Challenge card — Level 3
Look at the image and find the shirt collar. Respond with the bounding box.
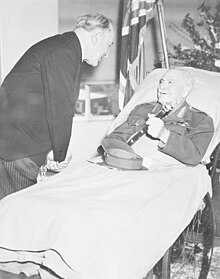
[74,31,84,62]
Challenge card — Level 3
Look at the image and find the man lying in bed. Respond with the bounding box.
[101,69,214,166]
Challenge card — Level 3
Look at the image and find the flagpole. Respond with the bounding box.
[156,0,170,69]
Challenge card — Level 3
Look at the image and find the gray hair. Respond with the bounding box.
[170,68,195,93]
[75,13,113,32]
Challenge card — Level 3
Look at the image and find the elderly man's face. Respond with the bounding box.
[85,25,114,67]
[157,70,188,111]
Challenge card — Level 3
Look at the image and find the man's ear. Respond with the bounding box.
[91,29,104,46]
[182,89,189,98]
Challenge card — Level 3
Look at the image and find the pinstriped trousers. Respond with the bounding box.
[0,157,40,200]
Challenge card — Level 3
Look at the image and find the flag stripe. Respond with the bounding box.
[119,0,155,109]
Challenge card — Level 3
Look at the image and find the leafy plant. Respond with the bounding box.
[170,2,220,72]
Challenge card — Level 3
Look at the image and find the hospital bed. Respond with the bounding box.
[0,67,219,279]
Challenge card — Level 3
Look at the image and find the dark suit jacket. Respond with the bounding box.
[0,32,82,165]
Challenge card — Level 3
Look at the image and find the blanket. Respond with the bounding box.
[0,159,211,279]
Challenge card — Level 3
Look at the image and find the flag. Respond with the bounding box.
[119,0,155,109]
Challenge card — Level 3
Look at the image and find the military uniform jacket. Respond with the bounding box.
[105,101,214,166]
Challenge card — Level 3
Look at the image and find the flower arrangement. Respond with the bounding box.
[170,2,220,72]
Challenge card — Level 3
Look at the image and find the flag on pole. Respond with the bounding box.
[119,0,155,110]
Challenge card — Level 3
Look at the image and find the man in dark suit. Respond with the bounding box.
[0,13,114,198]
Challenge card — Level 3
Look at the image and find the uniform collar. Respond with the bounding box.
[165,101,190,122]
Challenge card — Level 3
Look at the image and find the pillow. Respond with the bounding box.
[108,67,220,163]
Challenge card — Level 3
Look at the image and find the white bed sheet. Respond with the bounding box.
[0,159,211,279]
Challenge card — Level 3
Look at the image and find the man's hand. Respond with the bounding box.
[46,150,73,172]
[146,114,167,139]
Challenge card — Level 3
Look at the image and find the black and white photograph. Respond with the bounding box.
[0,0,219,278]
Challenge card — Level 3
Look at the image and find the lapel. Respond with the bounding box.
[164,102,190,125]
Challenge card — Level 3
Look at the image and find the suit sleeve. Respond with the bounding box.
[160,112,214,165]
[41,48,81,162]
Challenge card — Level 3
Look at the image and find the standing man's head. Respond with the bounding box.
[157,69,194,112]
[74,13,114,67]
